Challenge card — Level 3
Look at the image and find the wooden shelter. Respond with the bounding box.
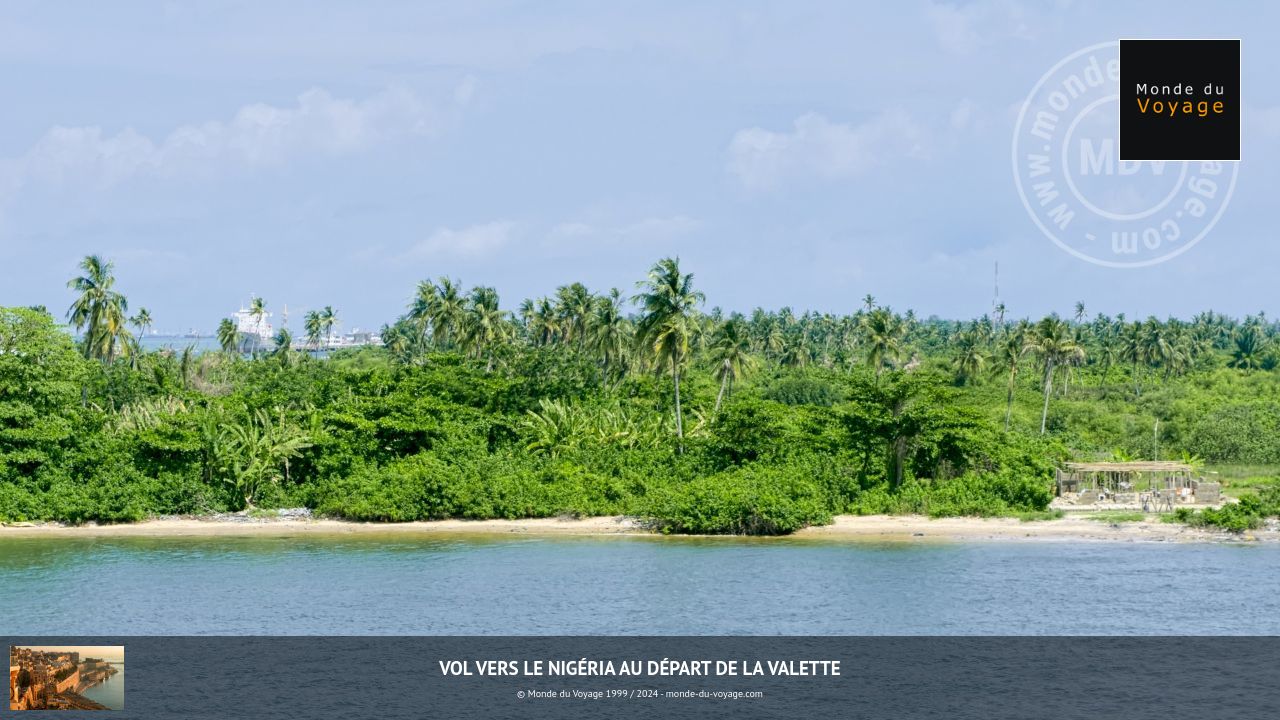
[1055,461,1214,509]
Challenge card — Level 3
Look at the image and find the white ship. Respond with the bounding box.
[233,300,274,347]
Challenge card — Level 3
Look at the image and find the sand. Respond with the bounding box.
[0,513,1274,543]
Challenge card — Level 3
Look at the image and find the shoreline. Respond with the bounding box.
[1,513,1275,543]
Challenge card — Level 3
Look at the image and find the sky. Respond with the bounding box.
[0,1,1277,334]
[15,646,125,663]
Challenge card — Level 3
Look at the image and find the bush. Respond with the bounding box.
[1176,491,1279,533]
[848,471,1053,518]
[644,464,833,535]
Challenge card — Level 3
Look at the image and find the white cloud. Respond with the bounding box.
[726,111,927,191]
[927,3,983,55]
[4,86,442,194]
[405,221,516,260]
[548,214,699,244]
[926,1,1044,55]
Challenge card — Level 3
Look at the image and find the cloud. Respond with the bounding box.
[548,214,699,244]
[927,3,983,55]
[405,221,516,260]
[726,111,926,191]
[925,1,1041,55]
[3,86,444,195]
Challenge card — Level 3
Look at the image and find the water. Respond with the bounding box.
[80,664,124,710]
[1,535,1278,635]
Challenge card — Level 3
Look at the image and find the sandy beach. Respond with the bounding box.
[0,513,1274,543]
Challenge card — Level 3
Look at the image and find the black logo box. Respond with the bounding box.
[1119,39,1240,161]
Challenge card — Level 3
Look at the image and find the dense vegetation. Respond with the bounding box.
[2,255,1279,533]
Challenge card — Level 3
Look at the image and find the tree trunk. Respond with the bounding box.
[714,361,730,414]
[672,355,684,451]
[1039,359,1055,434]
[1004,366,1016,431]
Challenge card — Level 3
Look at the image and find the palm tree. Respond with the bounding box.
[555,282,595,346]
[462,286,511,370]
[1025,316,1084,434]
[271,328,296,366]
[997,322,1029,430]
[859,307,906,382]
[709,318,756,413]
[588,289,629,379]
[408,279,437,345]
[952,329,988,385]
[130,307,153,337]
[633,257,704,447]
[217,318,240,354]
[67,254,132,362]
[303,310,324,351]
[321,306,338,348]
[248,297,267,353]
[1228,324,1270,370]
[526,297,559,346]
[1119,321,1150,395]
[431,278,466,348]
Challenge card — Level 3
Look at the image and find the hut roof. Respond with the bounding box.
[1063,461,1193,473]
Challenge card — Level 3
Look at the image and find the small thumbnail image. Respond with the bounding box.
[10,645,124,711]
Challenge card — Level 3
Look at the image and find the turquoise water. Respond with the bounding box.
[80,664,124,710]
[1,535,1278,635]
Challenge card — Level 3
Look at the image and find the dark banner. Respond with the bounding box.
[6,637,1279,719]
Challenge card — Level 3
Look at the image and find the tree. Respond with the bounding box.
[1120,321,1150,395]
[709,318,756,413]
[219,408,312,509]
[1228,324,1270,371]
[217,318,240,354]
[271,328,297,367]
[555,282,595,346]
[303,310,324,351]
[952,329,988,385]
[859,307,906,382]
[130,307,153,337]
[996,322,1028,430]
[321,306,338,348]
[407,279,437,346]
[589,288,630,379]
[0,308,87,475]
[66,254,132,362]
[1025,316,1084,434]
[431,278,466,348]
[248,297,268,353]
[462,286,511,370]
[633,257,704,447]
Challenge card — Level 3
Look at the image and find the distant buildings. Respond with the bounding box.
[9,648,116,711]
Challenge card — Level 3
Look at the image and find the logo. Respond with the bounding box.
[1119,39,1240,161]
[1012,41,1238,268]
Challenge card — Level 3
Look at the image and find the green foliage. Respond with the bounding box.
[645,463,833,535]
[11,258,1280,536]
[762,375,846,407]
[1172,487,1280,532]
[0,308,88,477]
[851,470,1054,518]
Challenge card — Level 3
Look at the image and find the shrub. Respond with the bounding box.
[848,471,1053,518]
[644,464,832,535]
